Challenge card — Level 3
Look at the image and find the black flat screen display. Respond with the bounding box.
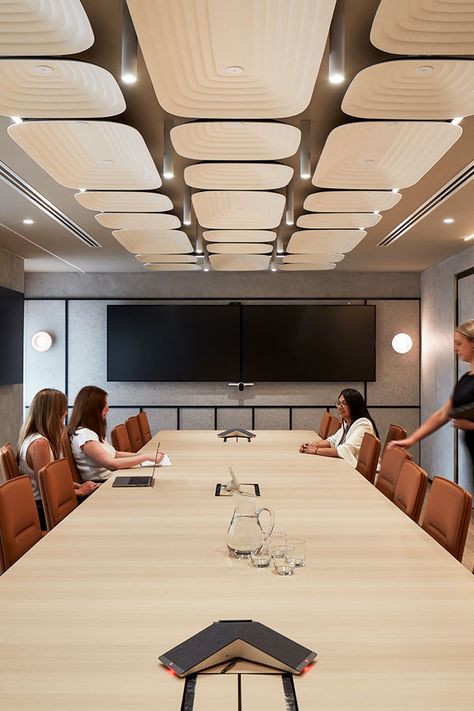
[0,285,24,386]
[241,305,375,382]
[107,304,241,382]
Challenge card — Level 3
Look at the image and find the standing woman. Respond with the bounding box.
[18,388,97,529]
[68,385,164,482]
[300,388,379,467]
[392,320,474,470]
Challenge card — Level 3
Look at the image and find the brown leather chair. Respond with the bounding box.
[0,443,20,481]
[382,424,407,455]
[111,423,132,452]
[0,475,43,570]
[126,416,143,452]
[375,446,408,501]
[38,458,77,531]
[326,415,341,438]
[355,433,381,484]
[393,460,428,521]
[318,412,331,439]
[421,477,472,561]
[137,411,152,445]
[60,430,82,484]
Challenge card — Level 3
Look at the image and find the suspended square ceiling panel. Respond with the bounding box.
[0,60,125,118]
[312,121,462,189]
[283,253,345,264]
[0,0,94,55]
[304,190,401,212]
[210,254,270,271]
[203,230,276,243]
[342,59,474,120]
[112,229,193,254]
[75,191,172,212]
[370,0,474,55]
[143,263,201,271]
[184,163,293,190]
[8,121,162,190]
[287,230,366,254]
[171,121,301,160]
[135,254,197,263]
[296,213,382,229]
[192,191,285,229]
[279,263,337,271]
[127,0,336,118]
[95,213,180,230]
[207,243,272,254]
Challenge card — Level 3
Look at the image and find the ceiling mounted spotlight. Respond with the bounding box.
[31,331,53,352]
[10,116,22,124]
[163,119,174,179]
[22,218,34,225]
[183,185,192,226]
[299,120,311,179]
[443,218,454,224]
[121,1,138,84]
[285,184,294,226]
[328,0,345,85]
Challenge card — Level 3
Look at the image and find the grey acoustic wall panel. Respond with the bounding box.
[24,299,66,405]
[254,408,290,430]
[179,408,215,430]
[291,408,327,432]
[216,408,253,432]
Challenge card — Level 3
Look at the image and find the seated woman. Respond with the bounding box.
[18,388,98,529]
[68,385,164,481]
[300,389,379,468]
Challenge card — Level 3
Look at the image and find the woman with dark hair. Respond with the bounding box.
[68,385,164,482]
[300,388,379,467]
[18,388,97,529]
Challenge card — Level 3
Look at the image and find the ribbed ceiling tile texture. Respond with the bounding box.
[296,213,382,229]
[75,191,173,212]
[279,263,336,271]
[184,163,293,190]
[143,263,201,271]
[135,254,197,263]
[112,229,193,254]
[287,230,366,253]
[95,213,180,230]
[8,121,162,190]
[303,190,401,212]
[283,253,345,264]
[207,243,272,254]
[192,191,285,229]
[312,121,462,189]
[203,230,276,243]
[210,254,270,271]
[127,0,336,118]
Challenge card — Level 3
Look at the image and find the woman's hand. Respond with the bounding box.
[74,481,99,496]
[451,418,474,431]
[387,437,415,451]
[300,443,318,455]
[299,441,316,453]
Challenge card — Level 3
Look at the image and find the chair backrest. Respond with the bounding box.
[355,432,381,484]
[60,430,82,484]
[382,423,408,455]
[393,460,428,521]
[422,477,472,561]
[111,423,131,452]
[137,411,152,445]
[126,416,143,452]
[38,458,77,531]
[318,412,331,439]
[0,475,42,570]
[326,415,341,438]
[375,446,408,501]
[0,443,20,481]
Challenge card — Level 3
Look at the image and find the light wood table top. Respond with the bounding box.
[1,430,474,710]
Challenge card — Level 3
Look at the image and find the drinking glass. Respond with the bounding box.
[270,531,287,557]
[287,538,305,567]
[250,541,272,568]
[273,545,295,576]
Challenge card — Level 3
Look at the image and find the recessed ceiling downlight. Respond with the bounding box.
[224,65,244,75]
[34,65,54,74]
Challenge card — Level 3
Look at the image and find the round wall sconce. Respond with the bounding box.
[392,333,412,354]
[31,331,53,352]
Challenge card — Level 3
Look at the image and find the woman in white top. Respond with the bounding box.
[18,389,97,529]
[68,386,164,481]
[300,389,379,468]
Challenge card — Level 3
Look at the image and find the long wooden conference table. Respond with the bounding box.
[1,430,474,710]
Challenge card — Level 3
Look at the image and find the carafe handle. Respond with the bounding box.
[256,507,275,541]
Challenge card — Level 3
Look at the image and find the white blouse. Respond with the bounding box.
[19,433,53,501]
[327,417,376,468]
[70,427,115,482]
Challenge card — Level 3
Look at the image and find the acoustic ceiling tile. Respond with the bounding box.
[279,263,337,271]
[192,191,285,229]
[127,0,336,118]
[304,190,401,212]
[203,230,276,243]
[207,243,272,254]
[370,0,474,55]
[296,213,382,229]
[210,254,270,271]
[184,163,293,190]
[95,213,180,230]
[312,121,462,189]
[8,121,161,190]
[0,0,94,55]
[342,59,474,120]
[143,263,201,271]
[75,191,173,212]
[112,229,193,254]
[135,254,197,263]
[283,253,345,264]
[0,60,125,118]
[171,121,301,160]
[287,230,366,254]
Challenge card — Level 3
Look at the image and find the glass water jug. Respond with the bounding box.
[226,492,275,558]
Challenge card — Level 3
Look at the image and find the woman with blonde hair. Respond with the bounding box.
[18,388,97,529]
[392,319,474,470]
[68,385,164,482]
